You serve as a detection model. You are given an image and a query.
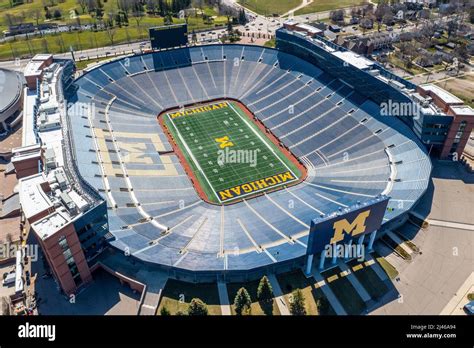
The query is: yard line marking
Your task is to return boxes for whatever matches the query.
[166,113,222,203]
[228,102,299,181]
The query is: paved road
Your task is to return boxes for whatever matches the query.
[372,160,474,315]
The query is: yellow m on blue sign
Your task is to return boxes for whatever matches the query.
[306,197,389,256]
[330,210,371,244]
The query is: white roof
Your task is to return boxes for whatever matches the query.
[32,211,69,240]
[19,173,53,219]
[32,54,53,61]
[420,84,463,104]
[295,23,322,34]
[24,54,52,77]
[450,105,474,116]
[333,51,374,70]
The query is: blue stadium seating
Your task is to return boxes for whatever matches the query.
[65,44,431,273]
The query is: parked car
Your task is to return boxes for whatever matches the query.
[2,273,15,286]
[464,300,474,315]
[25,270,30,286]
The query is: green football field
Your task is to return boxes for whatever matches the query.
[164,101,302,204]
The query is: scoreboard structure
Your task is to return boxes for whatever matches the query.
[149,24,188,50]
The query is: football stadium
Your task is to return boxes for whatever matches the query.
[62,41,432,280]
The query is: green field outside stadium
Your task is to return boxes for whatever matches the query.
[164,101,302,204]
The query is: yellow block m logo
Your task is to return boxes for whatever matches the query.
[330,210,371,244]
[215,136,234,149]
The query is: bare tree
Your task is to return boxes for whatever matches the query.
[1,297,11,315]
[77,0,88,13]
[106,26,117,45]
[131,0,145,27]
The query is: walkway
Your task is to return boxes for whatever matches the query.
[217,281,232,315]
[282,0,314,17]
[310,270,347,315]
[428,219,474,231]
[268,273,290,315]
[440,272,473,315]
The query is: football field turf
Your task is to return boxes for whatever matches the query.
[163,101,302,204]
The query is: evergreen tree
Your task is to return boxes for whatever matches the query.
[160,306,171,315]
[187,298,208,316]
[290,289,306,316]
[226,17,233,34]
[158,0,165,16]
[257,276,273,302]
[234,287,251,315]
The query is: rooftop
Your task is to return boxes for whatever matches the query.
[18,172,52,219]
[32,210,69,240]
[420,84,464,105]
[24,54,52,78]
[333,50,374,70]
[450,105,474,117]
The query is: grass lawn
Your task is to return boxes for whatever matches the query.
[238,0,301,15]
[264,38,275,48]
[74,55,117,70]
[226,279,280,315]
[348,260,388,300]
[156,279,222,315]
[0,1,227,60]
[435,74,474,108]
[294,0,365,16]
[321,266,366,315]
[373,251,399,280]
[276,270,335,315]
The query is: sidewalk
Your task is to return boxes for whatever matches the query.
[267,273,290,315]
[311,270,347,315]
[440,272,473,315]
[217,281,231,315]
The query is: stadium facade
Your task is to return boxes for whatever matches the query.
[0,68,24,134]
[17,29,471,295]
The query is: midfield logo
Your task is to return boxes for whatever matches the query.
[215,136,234,149]
[330,210,371,244]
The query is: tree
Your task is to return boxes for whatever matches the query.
[160,306,171,315]
[238,8,247,25]
[187,298,208,316]
[257,276,273,302]
[234,287,251,315]
[452,42,469,63]
[1,297,11,315]
[53,9,62,19]
[105,25,117,45]
[226,15,233,34]
[131,0,145,27]
[330,9,344,23]
[289,289,306,315]
[77,0,88,13]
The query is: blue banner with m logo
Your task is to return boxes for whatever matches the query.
[306,196,390,255]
